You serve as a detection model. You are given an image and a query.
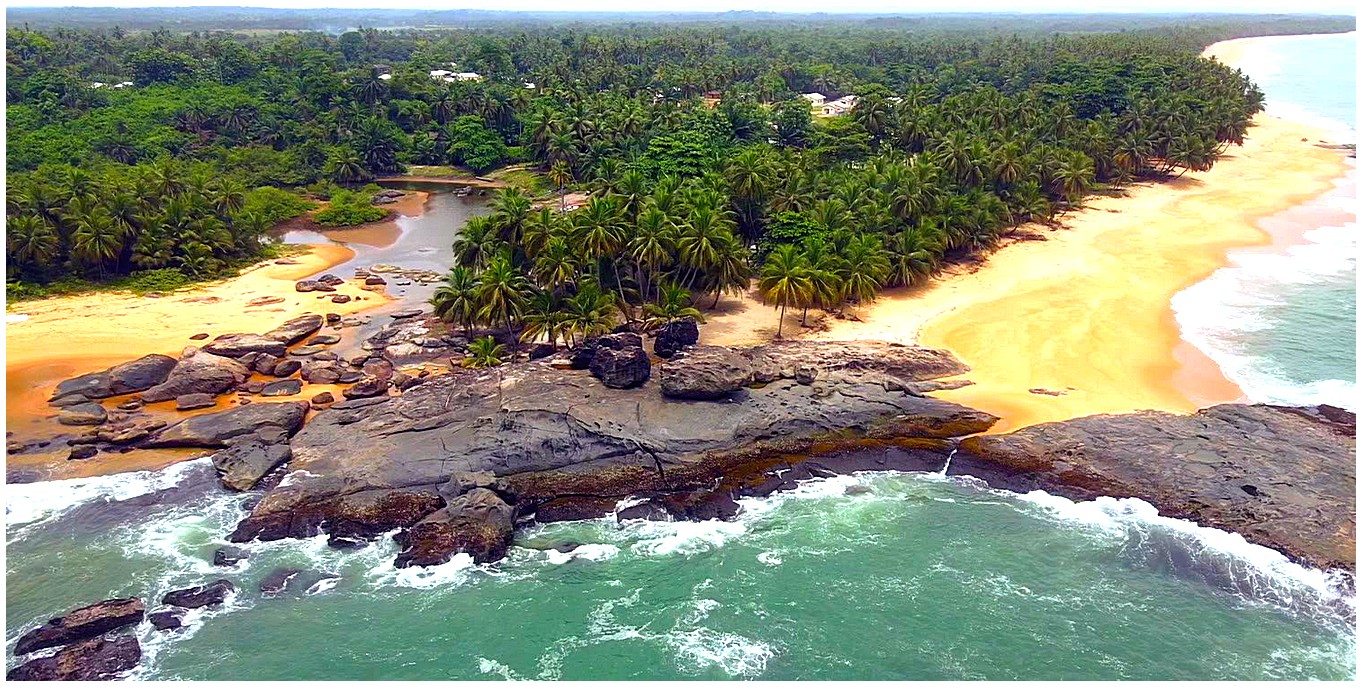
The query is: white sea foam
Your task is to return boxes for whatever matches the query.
[666,627,776,677]
[5,458,211,533]
[543,543,619,565]
[365,551,479,589]
[1172,197,1357,410]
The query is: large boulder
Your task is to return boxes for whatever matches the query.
[260,379,302,397]
[142,401,308,448]
[6,635,141,681]
[342,375,391,399]
[13,598,145,655]
[202,333,288,359]
[264,315,324,345]
[658,345,753,400]
[395,488,515,566]
[653,317,700,358]
[139,348,249,403]
[57,402,109,426]
[162,580,235,609]
[588,346,651,389]
[212,437,293,491]
[569,333,644,370]
[49,355,177,402]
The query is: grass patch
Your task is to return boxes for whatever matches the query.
[402,164,476,178]
[488,166,550,197]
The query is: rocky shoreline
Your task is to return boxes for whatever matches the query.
[7,313,1355,679]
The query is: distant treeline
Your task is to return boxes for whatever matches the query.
[3,8,1355,38]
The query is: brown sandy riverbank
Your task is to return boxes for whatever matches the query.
[704,37,1351,432]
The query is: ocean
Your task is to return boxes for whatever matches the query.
[4,33,1358,682]
[1174,32,1357,410]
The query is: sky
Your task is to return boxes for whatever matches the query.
[2,0,1357,14]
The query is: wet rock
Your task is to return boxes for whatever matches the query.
[390,308,423,319]
[295,280,334,292]
[658,345,752,400]
[309,334,341,346]
[202,333,289,359]
[364,275,387,286]
[342,375,390,399]
[13,597,144,654]
[244,381,266,394]
[175,393,216,411]
[230,486,442,545]
[653,317,700,358]
[51,394,93,408]
[213,546,247,567]
[148,609,185,631]
[162,580,234,609]
[317,274,345,286]
[325,313,342,325]
[139,348,250,403]
[271,359,302,377]
[331,294,352,304]
[588,346,651,389]
[438,470,499,501]
[258,568,303,595]
[301,361,342,385]
[311,392,335,407]
[362,358,394,380]
[290,345,326,357]
[58,402,108,426]
[116,399,144,411]
[844,485,873,496]
[260,380,303,397]
[143,401,308,449]
[529,343,556,360]
[338,371,363,384]
[395,488,515,566]
[6,635,141,681]
[264,315,324,345]
[958,404,1358,570]
[49,354,178,402]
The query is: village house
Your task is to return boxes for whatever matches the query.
[802,92,827,107]
[820,94,858,116]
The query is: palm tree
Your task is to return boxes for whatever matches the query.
[563,283,619,345]
[430,266,481,337]
[532,236,579,292]
[758,244,812,338]
[70,209,123,275]
[476,256,531,349]
[838,234,890,304]
[520,292,567,350]
[886,227,941,287]
[643,282,705,331]
[799,237,844,323]
[462,336,506,368]
[6,215,59,269]
[548,160,573,210]
[628,206,675,302]
[705,232,753,309]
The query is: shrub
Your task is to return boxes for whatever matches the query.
[314,189,387,227]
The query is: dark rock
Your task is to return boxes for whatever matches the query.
[148,609,185,631]
[213,546,247,567]
[392,372,423,391]
[258,568,305,595]
[301,361,342,384]
[271,359,302,377]
[844,485,873,496]
[390,308,423,319]
[317,274,345,286]
[295,280,335,292]
[438,470,498,501]
[364,275,387,286]
[265,315,324,345]
[58,403,108,426]
[6,635,141,681]
[212,437,293,491]
[958,404,1358,570]
[311,392,335,406]
[247,353,279,374]
[308,334,341,346]
[658,345,752,399]
[175,393,216,411]
[331,294,352,304]
[244,381,266,394]
[342,375,391,399]
[260,380,303,397]
[290,345,326,357]
[325,313,342,325]
[248,296,286,307]
[529,343,556,360]
[162,580,235,609]
[337,371,363,384]
[588,346,651,389]
[13,597,145,654]
[395,488,515,566]
[653,317,700,358]
[140,348,250,403]
[116,399,144,412]
[230,486,443,545]
[190,333,209,340]
[362,358,394,380]
[313,351,339,362]
[49,354,178,402]
[50,394,93,407]
[143,401,308,448]
[568,333,642,369]
[202,333,289,359]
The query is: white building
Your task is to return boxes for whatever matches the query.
[802,92,826,107]
[377,73,392,81]
[820,95,859,117]
[453,72,482,82]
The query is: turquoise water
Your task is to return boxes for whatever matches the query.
[4,464,1355,680]
[1175,32,1357,409]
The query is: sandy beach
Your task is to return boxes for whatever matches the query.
[705,35,1353,432]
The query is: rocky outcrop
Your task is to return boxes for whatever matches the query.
[139,348,249,403]
[653,317,699,358]
[588,346,651,389]
[956,404,1357,570]
[202,334,288,359]
[162,580,234,609]
[212,437,293,491]
[394,488,515,567]
[6,635,141,681]
[49,355,177,402]
[12,598,145,655]
[264,315,324,345]
[142,401,308,449]
[57,402,108,426]
[658,345,752,399]
[228,342,994,564]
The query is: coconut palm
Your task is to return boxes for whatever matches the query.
[430,266,481,337]
[461,336,505,368]
[758,244,812,338]
[643,282,705,331]
[476,256,531,349]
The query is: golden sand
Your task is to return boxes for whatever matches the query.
[705,37,1352,432]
